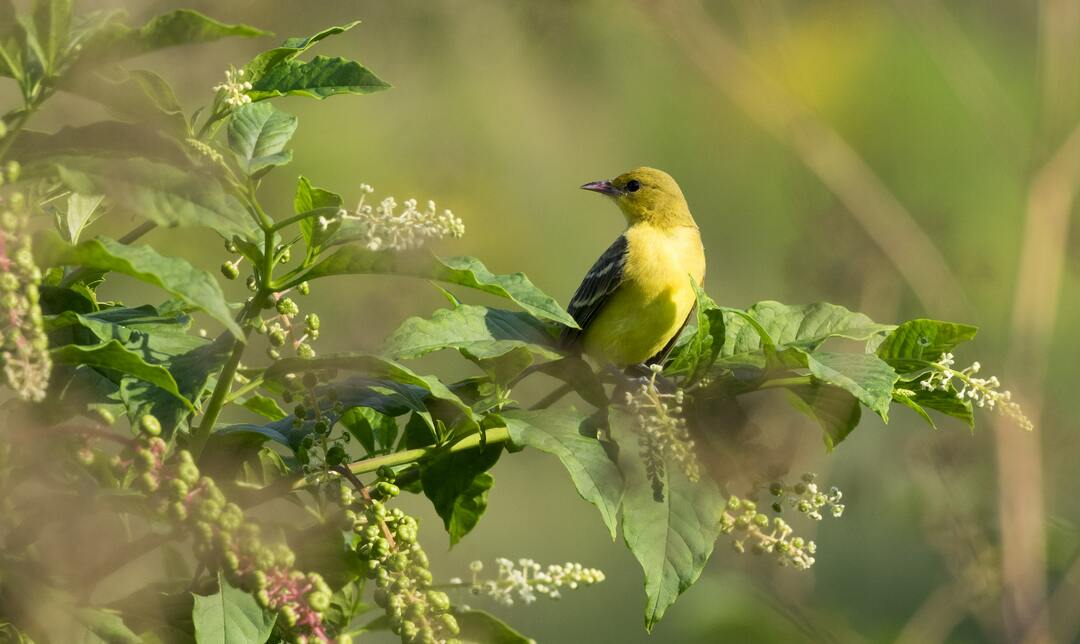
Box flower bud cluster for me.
[721,496,817,570]
[452,558,605,606]
[319,183,465,252]
[333,479,460,643]
[252,289,319,361]
[121,415,332,642]
[767,473,844,520]
[920,353,1033,431]
[213,67,253,107]
[621,364,699,500]
[1,167,51,402]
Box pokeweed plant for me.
[0,2,1033,642]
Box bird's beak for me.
[580,179,620,197]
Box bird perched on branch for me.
[560,167,705,369]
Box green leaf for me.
[421,445,501,545]
[38,233,244,339]
[502,408,623,540]
[293,248,577,327]
[665,280,724,384]
[875,319,979,373]
[246,22,360,76]
[72,607,141,644]
[63,193,103,244]
[339,406,398,454]
[531,356,609,409]
[50,340,192,410]
[191,573,276,644]
[294,175,343,260]
[79,9,267,63]
[456,610,531,644]
[241,394,286,421]
[779,350,898,421]
[61,68,188,136]
[12,122,189,167]
[382,304,559,361]
[895,387,974,429]
[226,102,297,176]
[248,55,389,101]
[786,384,862,450]
[31,0,71,72]
[612,409,724,630]
[719,301,892,363]
[53,156,255,238]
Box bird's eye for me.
[625,180,641,193]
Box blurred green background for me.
[32,0,1080,641]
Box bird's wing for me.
[559,234,629,350]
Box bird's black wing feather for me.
[559,234,629,351]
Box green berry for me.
[139,414,162,436]
[297,281,310,295]
[220,261,239,280]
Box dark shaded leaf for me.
[875,319,979,374]
[421,445,501,545]
[50,340,190,409]
[787,384,862,450]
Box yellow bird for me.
[560,167,706,368]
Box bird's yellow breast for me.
[582,224,706,367]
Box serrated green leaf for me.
[226,102,297,175]
[50,340,191,410]
[248,55,389,101]
[503,408,622,540]
[38,233,243,339]
[191,573,276,644]
[612,409,723,630]
[456,610,531,644]
[292,248,576,327]
[421,446,501,545]
[875,319,979,373]
[53,156,255,238]
[786,384,862,451]
[382,304,559,361]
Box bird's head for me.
[581,167,695,228]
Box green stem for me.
[269,206,342,233]
[188,331,249,460]
[757,375,812,390]
[225,374,265,404]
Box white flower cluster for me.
[186,138,223,164]
[212,67,253,107]
[921,352,1033,431]
[320,183,465,252]
[623,364,699,499]
[454,558,605,606]
[769,473,844,520]
[722,497,817,570]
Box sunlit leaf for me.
[382,304,559,361]
[50,340,191,410]
[226,102,297,175]
[191,573,276,644]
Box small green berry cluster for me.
[766,473,844,520]
[287,373,352,478]
[249,288,319,361]
[721,496,817,569]
[333,477,461,644]
[1,162,51,402]
[121,415,333,642]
